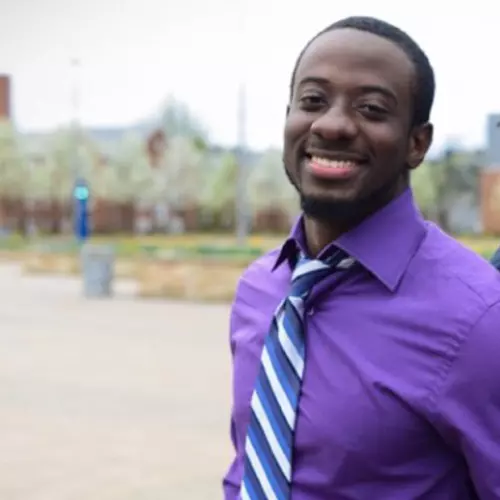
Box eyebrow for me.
[297,76,398,104]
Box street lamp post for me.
[70,58,81,181]
[70,57,90,243]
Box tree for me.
[160,96,208,149]
[411,160,438,219]
[162,135,205,209]
[247,148,298,217]
[202,151,238,229]
[0,120,29,232]
[411,149,482,232]
[27,126,101,233]
[35,127,101,203]
[0,119,28,200]
[91,131,155,203]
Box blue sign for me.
[73,179,90,242]
[74,185,89,201]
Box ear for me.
[407,122,433,170]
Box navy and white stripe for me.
[491,246,500,271]
[241,249,355,499]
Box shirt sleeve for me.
[222,282,245,500]
[430,300,500,499]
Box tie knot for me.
[290,249,355,297]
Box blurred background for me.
[1,0,500,499]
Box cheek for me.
[366,123,408,160]
[284,111,310,146]
[284,118,310,172]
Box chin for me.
[300,194,364,222]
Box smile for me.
[310,156,359,169]
[306,155,362,180]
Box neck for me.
[303,216,351,257]
[301,176,409,257]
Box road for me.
[0,263,234,499]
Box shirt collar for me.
[272,217,308,272]
[272,188,427,292]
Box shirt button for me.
[308,308,315,316]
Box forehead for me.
[295,28,414,100]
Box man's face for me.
[283,28,432,221]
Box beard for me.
[284,166,405,224]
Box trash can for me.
[80,244,114,298]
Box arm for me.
[222,414,243,499]
[429,300,500,499]
[221,253,278,498]
[222,283,245,500]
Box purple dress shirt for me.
[223,189,500,499]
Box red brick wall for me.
[254,208,291,233]
[480,169,500,234]
[0,75,11,119]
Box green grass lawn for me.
[0,232,498,261]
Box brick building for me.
[0,75,11,119]
[482,114,500,234]
[480,169,500,234]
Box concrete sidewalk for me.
[0,264,233,499]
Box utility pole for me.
[235,3,249,246]
[235,83,249,246]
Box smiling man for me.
[223,16,500,499]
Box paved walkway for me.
[0,264,233,499]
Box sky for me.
[0,0,498,155]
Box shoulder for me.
[229,247,289,332]
[414,223,500,310]
[428,298,500,422]
[400,224,500,370]
[234,247,283,301]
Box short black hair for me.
[289,16,435,126]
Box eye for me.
[358,103,389,119]
[298,94,326,111]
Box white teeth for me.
[310,156,357,169]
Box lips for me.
[304,153,366,181]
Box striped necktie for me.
[241,248,356,500]
[491,246,500,271]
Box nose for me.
[310,104,358,141]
